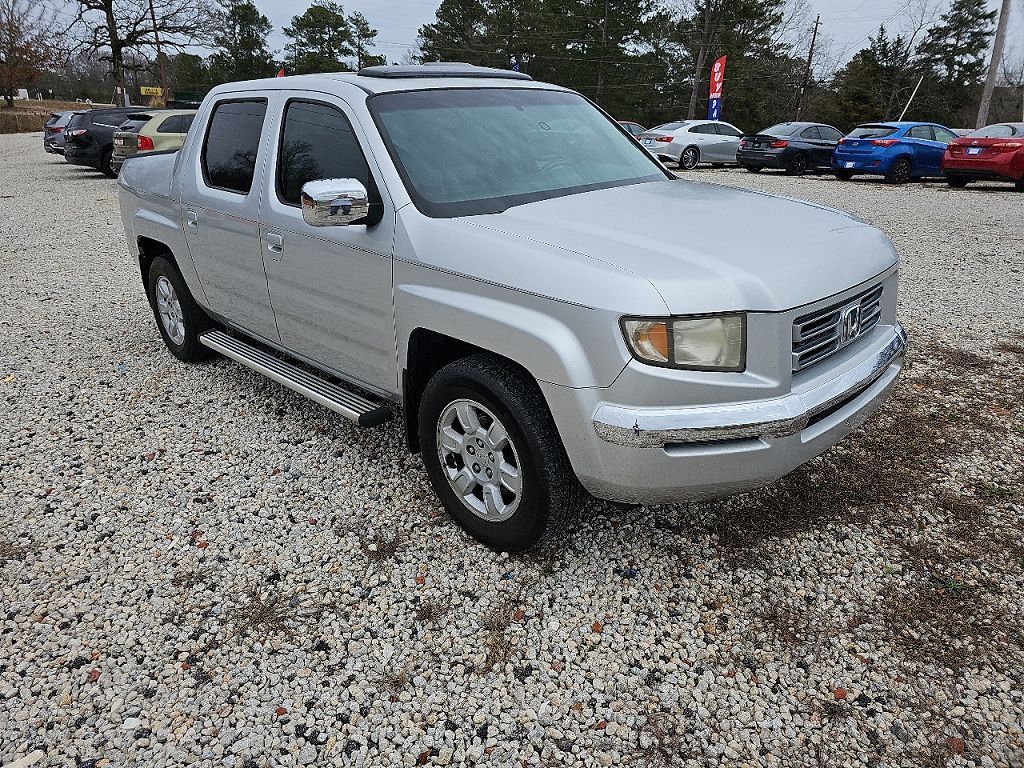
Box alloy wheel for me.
[680,147,699,170]
[154,275,186,345]
[436,399,523,522]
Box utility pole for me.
[595,0,609,103]
[976,0,1011,128]
[148,0,168,106]
[795,15,821,120]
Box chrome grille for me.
[792,284,883,372]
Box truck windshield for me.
[370,88,669,217]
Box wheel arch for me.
[401,329,563,455]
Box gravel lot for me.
[2,131,1023,768]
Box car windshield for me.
[762,124,801,136]
[968,124,1020,138]
[370,88,668,217]
[848,125,897,139]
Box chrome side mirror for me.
[300,178,369,226]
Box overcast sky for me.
[251,0,1020,74]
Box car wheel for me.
[745,166,762,173]
[146,256,213,362]
[946,176,968,188]
[834,170,854,180]
[678,146,700,170]
[100,147,116,178]
[1016,177,1024,192]
[418,353,581,552]
[785,153,809,176]
[885,157,912,184]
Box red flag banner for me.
[709,56,726,100]
[276,68,286,78]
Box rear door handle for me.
[185,210,198,230]
[265,231,284,257]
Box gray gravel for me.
[2,132,1023,768]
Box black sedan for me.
[736,122,845,175]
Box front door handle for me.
[265,232,284,258]
[185,210,198,230]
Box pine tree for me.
[284,1,356,75]
[349,11,385,69]
[208,0,276,83]
[417,0,491,65]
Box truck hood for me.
[464,179,898,313]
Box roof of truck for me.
[206,64,570,98]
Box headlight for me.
[621,315,745,371]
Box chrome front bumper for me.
[593,323,906,448]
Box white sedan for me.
[638,120,744,169]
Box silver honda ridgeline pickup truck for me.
[117,63,906,551]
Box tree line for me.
[1,0,388,105]
[3,0,1022,128]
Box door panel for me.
[180,97,280,341]
[260,96,396,393]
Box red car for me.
[942,122,1024,190]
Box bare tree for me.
[976,0,1012,127]
[0,0,59,107]
[68,0,216,105]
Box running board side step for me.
[199,330,391,427]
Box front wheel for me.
[744,165,762,173]
[1016,176,1024,192]
[418,354,581,552]
[946,176,968,188]
[885,157,912,184]
[678,146,700,170]
[146,256,213,362]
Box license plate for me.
[845,161,855,168]
[643,138,652,145]
[967,147,982,155]
[114,138,125,145]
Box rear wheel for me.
[418,354,580,552]
[946,176,968,188]
[834,170,854,180]
[100,147,116,178]
[678,146,700,170]
[745,166,762,173]
[886,157,912,184]
[146,256,213,362]
[785,152,809,176]
[1016,176,1024,192]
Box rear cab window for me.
[201,100,268,195]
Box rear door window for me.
[800,126,821,140]
[202,100,268,194]
[716,123,742,136]
[691,123,717,134]
[933,127,958,142]
[907,125,934,140]
[819,126,843,141]
[276,100,371,206]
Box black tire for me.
[834,170,854,180]
[146,255,213,362]
[1016,176,1024,192]
[678,146,700,170]
[745,165,762,173]
[946,176,968,188]
[417,353,581,552]
[885,157,912,184]
[100,146,116,178]
[785,152,809,176]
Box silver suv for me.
[117,63,906,551]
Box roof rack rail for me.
[357,63,532,81]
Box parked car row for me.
[42,107,196,177]
[632,117,1024,191]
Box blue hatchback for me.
[832,122,960,183]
